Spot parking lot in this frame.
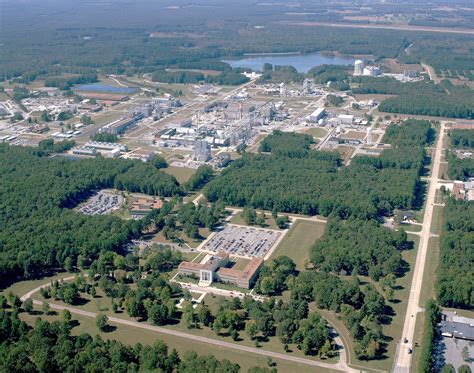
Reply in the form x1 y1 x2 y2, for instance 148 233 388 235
202 225 281 258
77 190 124 215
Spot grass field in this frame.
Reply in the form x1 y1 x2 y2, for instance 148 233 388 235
403 224 422 233
18 306 336 373
270 220 326 270
229 211 281 231
430 205 444 235
306 127 328 139
163 166 196 183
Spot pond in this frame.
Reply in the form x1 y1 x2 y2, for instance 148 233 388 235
222 52 355 73
75 84 138 94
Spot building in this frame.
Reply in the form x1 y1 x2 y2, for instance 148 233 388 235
85 141 128 152
211 152 232 169
72 147 98 156
178 252 230 286
102 114 142 135
309 108 325 122
217 258 264 289
440 314 474 341
178 253 263 289
129 197 163 216
363 66 381 77
338 114 355 125
354 60 365 76
194 140 211 162
453 179 474 201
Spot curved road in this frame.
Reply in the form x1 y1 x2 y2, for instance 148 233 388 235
21 278 358 372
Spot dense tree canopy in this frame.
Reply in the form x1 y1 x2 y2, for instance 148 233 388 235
205 120 431 219
0 145 181 285
437 199 474 309
310 218 409 281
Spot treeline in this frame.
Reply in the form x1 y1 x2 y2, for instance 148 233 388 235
447 128 474 181
353 77 474 119
44 74 98 90
437 198 474 309
0 311 242 372
205 120 431 218
152 69 249 86
418 299 441 373
447 152 474 181
310 218 409 281
292 272 390 360
450 129 474 149
90 132 118 143
259 130 314 158
0 145 181 284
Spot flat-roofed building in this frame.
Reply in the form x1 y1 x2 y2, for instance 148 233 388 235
178 251 230 286
217 258 264 289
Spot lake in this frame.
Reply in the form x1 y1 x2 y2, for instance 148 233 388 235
75 84 138 94
222 52 355 73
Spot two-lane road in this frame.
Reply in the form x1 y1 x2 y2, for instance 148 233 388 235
393 122 446 373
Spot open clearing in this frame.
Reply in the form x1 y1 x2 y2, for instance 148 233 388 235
163 166 196 183
270 220 326 270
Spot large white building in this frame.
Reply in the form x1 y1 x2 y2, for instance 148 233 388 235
309 108 325 122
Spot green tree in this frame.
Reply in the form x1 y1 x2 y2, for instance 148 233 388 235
23 298 33 314
96 313 109 332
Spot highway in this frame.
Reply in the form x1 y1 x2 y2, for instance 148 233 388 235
393 122 446 373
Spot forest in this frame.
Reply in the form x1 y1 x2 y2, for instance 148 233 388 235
437 198 474 309
310 218 409 281
0 310 243 373
292 271 390 360
447 129 474 180
0 144 181 285
354 78 474 119
1 1 473 85
449 129 474 149
204 120 431 218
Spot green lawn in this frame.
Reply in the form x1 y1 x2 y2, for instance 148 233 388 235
307 127 328 139
270 220 326 270
430 205 444 235
163 166 196 183
229 211 281 231
402 223 422 233
19 306 335 373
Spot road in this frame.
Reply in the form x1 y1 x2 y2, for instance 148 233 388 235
21 280 357 372
288 21 474 35
393 122 445 373
421 63 440 84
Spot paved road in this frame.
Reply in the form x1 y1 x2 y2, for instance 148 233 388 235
288 21 474 35
21 278 358 372
393 123 445 373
